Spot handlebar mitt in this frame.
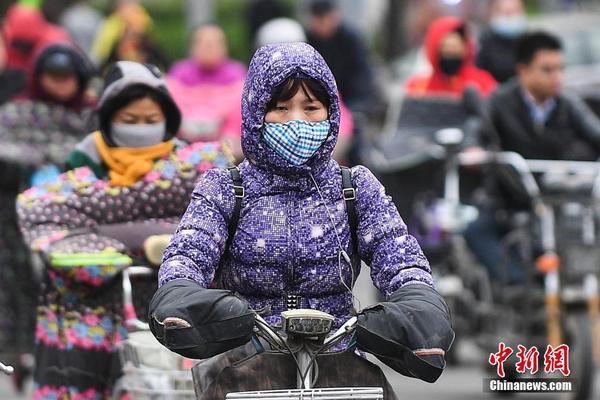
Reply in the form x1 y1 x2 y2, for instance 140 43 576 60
148 279 255 359
356 283 455 383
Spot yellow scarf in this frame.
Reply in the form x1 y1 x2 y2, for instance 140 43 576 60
94 131 174 187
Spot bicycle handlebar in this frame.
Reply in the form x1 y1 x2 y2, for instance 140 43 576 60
457 150 600 200
122 266 155 331
323 317 358 347
0 361 14 375
254 313 358 350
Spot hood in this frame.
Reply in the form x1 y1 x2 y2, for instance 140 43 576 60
2 4 70 70
98 61 181 145
29 43 93 109
241 42 340 176
424 17 475 75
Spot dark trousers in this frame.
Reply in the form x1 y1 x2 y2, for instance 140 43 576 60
464 209 525 285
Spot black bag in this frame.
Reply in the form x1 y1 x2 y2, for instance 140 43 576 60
148 279 255 359
356 284 455 383
191 342 399 400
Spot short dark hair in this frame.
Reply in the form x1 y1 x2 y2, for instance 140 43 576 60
309 0 337 17
516 31 562 65
266 76 331 113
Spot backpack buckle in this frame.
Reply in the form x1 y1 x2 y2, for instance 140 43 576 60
233 185 245 198
343 187 356 201
286 294 300 310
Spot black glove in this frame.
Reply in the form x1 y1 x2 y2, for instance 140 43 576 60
356 283 455 383
148 279 255 359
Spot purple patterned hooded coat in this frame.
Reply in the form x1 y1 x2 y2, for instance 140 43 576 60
159 43 433 327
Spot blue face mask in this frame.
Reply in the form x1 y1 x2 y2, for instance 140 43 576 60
263 120 330 166
490 15 527 38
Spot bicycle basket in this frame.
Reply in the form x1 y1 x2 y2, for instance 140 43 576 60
115 331 195 399
225 387 384 399
118 331 184 370
115 367 195 400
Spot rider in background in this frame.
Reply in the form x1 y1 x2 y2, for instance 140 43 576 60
17 61 232 399
102 26 168 74
305 0 374 113
1 1 70 74
406 16 497 98
168 23 246 87
484 31 600 160
59 0 106 57
7 42 96 183
395 17 496 225
0 42 93 391
0 33 26 104
245 0 291 47
305 0 376 164
465 31 600 284
91 0 152 67
20 44 95 112
476 0 527 84
167 23 246 145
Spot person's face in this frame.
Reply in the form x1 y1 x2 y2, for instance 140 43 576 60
192 25 227 69
39 72 79 102
518 50 564 100
264 86 328 123
309 11 341 39
116 30 145 61
491 0 524 19
112 96 165 124
439 31 467 60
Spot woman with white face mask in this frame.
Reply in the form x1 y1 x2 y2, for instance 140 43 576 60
17 61 232 399
67 61 182 185
476 0 528 83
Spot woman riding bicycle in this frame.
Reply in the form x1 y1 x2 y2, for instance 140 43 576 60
17 61 232 399
150 43 454 399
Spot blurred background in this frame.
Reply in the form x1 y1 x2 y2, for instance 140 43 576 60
2 0 600 399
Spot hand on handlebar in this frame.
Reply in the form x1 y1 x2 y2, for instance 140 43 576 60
148 279 255 359
354 284 454 383
461 147 487 170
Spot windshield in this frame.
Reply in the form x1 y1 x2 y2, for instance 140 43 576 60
557 29 600 67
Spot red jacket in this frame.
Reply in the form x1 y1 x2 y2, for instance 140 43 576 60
2 4 70 71
406 17 497 98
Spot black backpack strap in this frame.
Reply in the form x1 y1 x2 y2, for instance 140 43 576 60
213 166 244 287
341 166 360 275
227 166 244 244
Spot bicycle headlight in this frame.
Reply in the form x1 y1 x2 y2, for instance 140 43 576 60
281 309 335 338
